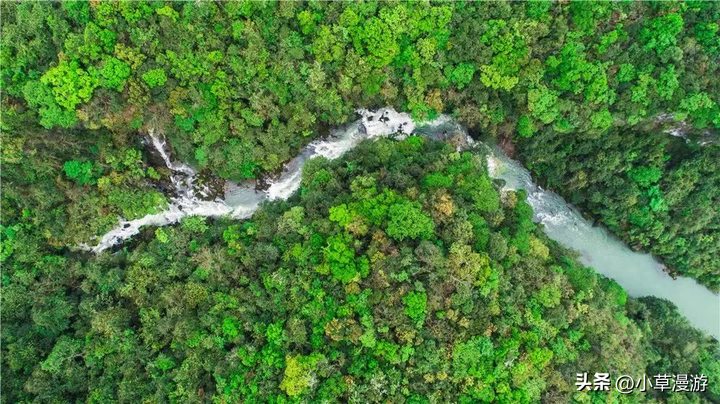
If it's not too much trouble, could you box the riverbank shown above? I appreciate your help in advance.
[88,107,719,339]
[486,146,720,340]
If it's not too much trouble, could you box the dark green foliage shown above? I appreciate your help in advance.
[2,1,720,401]
[63,160,94,185]
[1,119,168,248]
[629,297,720,400]
[3,139,717,402]
[2,0,718,287]
[518,128,720,290]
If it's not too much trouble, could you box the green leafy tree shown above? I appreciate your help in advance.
[403,290,427,327]
[63,160,94,185]
[386,200,435,241]
[142,68,167,88]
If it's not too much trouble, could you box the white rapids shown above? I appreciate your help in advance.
[487,150,720,340]
[87,108,719,340]
[89,108,458,253]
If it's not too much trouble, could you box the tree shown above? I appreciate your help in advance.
[386,200,435,241]
[280,354,325,397]
[97,57,131,91]
[141,68,167,88]
[41,59,97,111]
[63,160,94,185]
[403,290,427,327]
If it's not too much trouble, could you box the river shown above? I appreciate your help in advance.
[487,148,720,340]
[88,108,720,339]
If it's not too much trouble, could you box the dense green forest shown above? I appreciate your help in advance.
[2,1,718,288]
[2,1,720,402]
[3,138,719,402]
[518,125,720,289]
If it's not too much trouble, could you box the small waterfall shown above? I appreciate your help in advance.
[264,108,439,201]
[85,108,719,339]
[88,132,244,253]
[148,132,195,176]
[88,108,443,253]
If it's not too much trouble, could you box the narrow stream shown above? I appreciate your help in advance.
[88,108,720,339]
[89,108,426,253]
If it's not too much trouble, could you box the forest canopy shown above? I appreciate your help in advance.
[2,0,718,288]
[1,1,720,402]
[3,138,719,402]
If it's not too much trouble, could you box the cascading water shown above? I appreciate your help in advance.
[88,132,247,254]
[655,113,717,146]
[88,108,719,339]
[89,108,429,254]
[487,150,720,339]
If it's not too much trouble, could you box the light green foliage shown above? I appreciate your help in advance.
[141,68,167,89]
[62,2,90,25]
[154,228,169,243]
[616,63,636,83]
[479,65,519,91]
[452,336,493,379]
[590,109,613,131]
[155,5,179,22]
[628,166,662,188]
[527,86,559,125]
[640,13,684,56]
[448,63,476,90]
[657,66,679,101]
[329,204,353,228]
[280,354,324,397]
[181,216,209,233]
[40,337,83,374]
[322,233,366,283]
[22,81,78,128]
[477,19,527,92]
[98,57,131,91]
[63,160,94,185]
[546,41,614,105]
[154,355,176,372]
[422,172,453,189]
[677,92,719,129]
[386,200,435,241]
[534,284,561,308]
[403,290,427,326]
[526,1,551,20]
[41,60,97,111]
[448,243,492,289]
[458,172,500,214]
[279,207,307,235]
[596,24,624,55]
[570,1,612,34]
[358,17,399,68]
[0,224,20,262]
[222,317,240,338]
